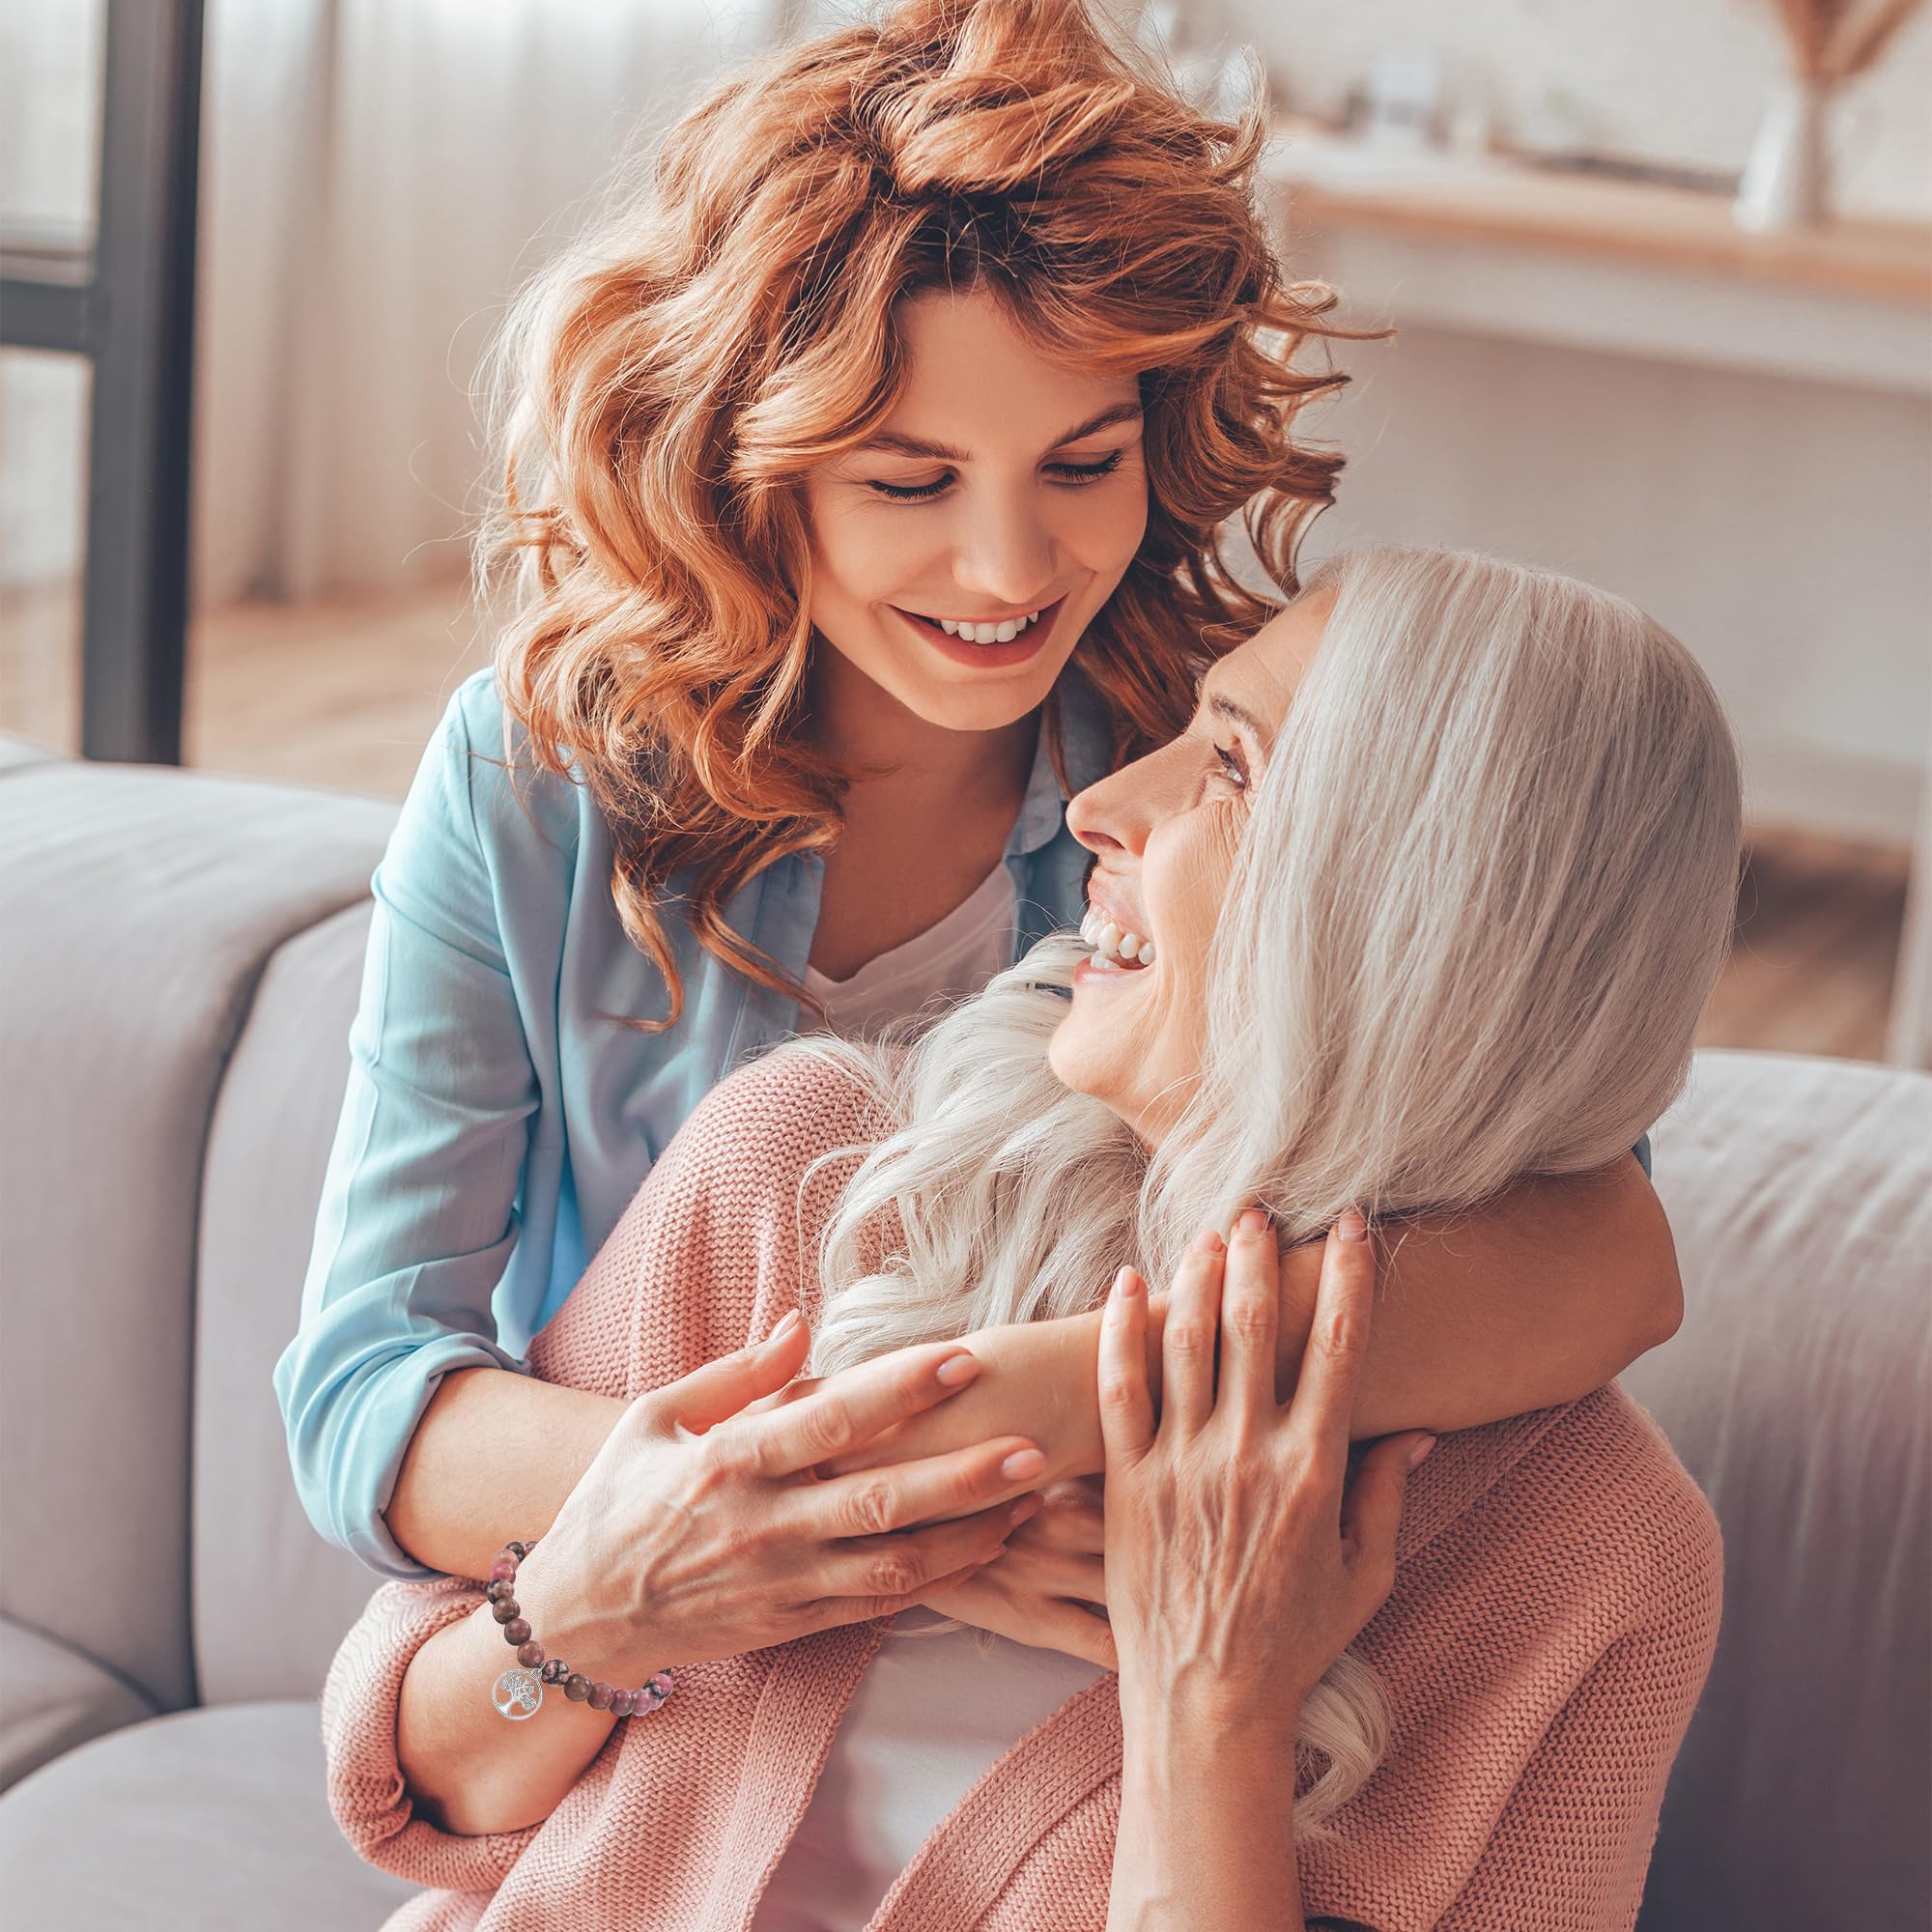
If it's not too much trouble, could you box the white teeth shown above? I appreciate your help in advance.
[925,609,1041,641]
[1077,909,1155,970]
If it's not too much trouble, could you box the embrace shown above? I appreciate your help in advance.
[285,5,1740,1928]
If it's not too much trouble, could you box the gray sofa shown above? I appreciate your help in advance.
[1,738,1927,1930]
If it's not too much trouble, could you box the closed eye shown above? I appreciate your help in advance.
[1213,742,1249,789]
[1046,449,1124,487]
[868,473,952,502]
[867,447,1128,503]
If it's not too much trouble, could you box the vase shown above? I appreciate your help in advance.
[1735,73,1833,232]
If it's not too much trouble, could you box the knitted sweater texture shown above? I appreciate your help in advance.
[320,1050,1722,1931]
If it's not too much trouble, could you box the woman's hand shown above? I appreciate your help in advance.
[914,1475,1117,1669]
[1099,1210,1435,1729]
[511,1313,1050,1689]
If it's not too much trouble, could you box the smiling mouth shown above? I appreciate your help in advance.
[894,596,1064,646]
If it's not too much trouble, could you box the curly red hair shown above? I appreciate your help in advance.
[481,0,1350,1028]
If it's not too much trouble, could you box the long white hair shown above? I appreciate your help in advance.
[793,545,1743,1826]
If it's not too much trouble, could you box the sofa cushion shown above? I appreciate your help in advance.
[0,762,394,1716]
[193,900,402,1704]
[0,1699,419,1928]
[0,1615,158,1795]
[1632,1049,1932,1932]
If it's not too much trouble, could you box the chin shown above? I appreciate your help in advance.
[903,673,1060,735]
[1046,1010,1120,1109]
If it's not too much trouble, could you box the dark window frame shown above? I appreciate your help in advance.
[1,0,204,764]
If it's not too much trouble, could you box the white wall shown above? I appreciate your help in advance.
[1289,324,1931,841]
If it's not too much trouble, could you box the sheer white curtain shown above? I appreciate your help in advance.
[192,0,784,607]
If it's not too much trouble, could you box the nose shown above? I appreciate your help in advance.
[952,489,1057,611]
[1066,740,1183,859]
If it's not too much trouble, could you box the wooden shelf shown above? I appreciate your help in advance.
[1262,133,1932,305]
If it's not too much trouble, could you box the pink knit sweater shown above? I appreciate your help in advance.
[321,1050,1722,1931]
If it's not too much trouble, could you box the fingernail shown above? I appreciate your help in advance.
[1407,1434,1436,1468]
[1002,1448,1046,1481]
[935,1351,980,1386]
[771,1310,803,1340]
[1189,1227,1224,1253]
[1237,1208,1268,1236]
[1112,1265,1141,1300]
[1337,1209,1369,1243]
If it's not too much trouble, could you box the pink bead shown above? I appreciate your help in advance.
[489,1557,517,1582]
[587,1681,613,1711]
[610,1689,636,1718]
[516,1640,544,1668]
[648,1672,673,1700]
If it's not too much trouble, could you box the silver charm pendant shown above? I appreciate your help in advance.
[491,1666,544,1720]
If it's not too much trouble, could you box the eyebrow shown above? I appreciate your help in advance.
[1196,675,1271,746]
[853,401,1144,465]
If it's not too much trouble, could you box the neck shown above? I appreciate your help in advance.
[809,641,1040,836]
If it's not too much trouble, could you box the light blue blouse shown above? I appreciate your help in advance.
[272,669,1112,1579]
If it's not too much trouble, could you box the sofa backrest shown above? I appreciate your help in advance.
[192,897,404,1701]
[1631,1048,1932,1932]
[0,757,394,1716]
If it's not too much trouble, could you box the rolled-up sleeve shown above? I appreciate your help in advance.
[273,688,542,1579]
[321,1576,541,1890]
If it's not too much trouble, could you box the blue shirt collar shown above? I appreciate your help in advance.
[1008,668,1112,859]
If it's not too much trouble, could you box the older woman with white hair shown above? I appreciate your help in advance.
[321,546,1740,1932]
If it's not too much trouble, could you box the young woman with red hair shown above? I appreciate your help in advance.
[276,0,1675,1734]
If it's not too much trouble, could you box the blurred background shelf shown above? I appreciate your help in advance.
[1262,127,1932,393]
[1264,126,1932,299]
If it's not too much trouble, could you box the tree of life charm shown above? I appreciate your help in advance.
[491,1666,544,1720]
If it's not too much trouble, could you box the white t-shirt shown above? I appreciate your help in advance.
[801,860,1016,1039]
[752,1610,1108,1931]
[757,859,1106,1930]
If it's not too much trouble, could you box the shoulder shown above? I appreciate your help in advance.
[414,668,590,865]
[668,1045,901,1193]
[1494,1386,1724,1637]
[655,1047,904,1299]
[565,1048,904,1358]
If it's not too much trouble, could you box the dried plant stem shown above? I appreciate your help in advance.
[1768,0,1924,79]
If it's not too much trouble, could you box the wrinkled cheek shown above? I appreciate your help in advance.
[1136,981,1208,1122]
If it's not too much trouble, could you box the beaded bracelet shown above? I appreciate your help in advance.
[483,1538,674,1723]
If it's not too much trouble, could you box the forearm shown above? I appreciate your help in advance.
[396,1540,634,1836]
[838,1159,1678,1484]
[1344,1154,1682,1435]
[384,1367,624,1579]
[1111,1708,1302,1931]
